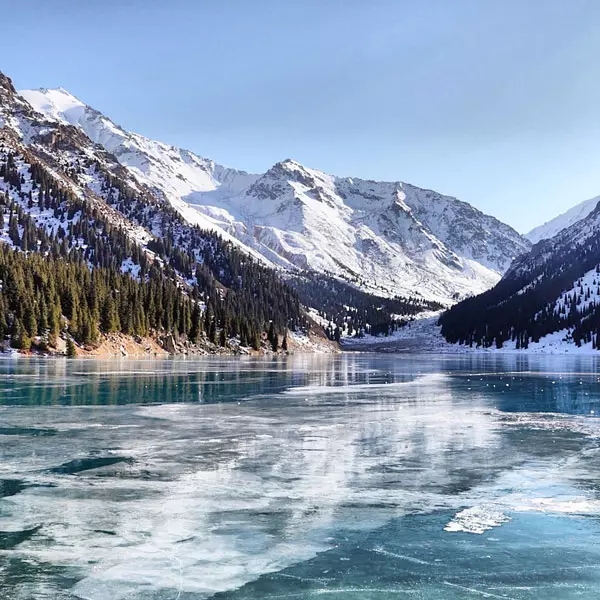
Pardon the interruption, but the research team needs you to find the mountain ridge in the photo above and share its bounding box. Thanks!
[525,195,600,244]
[440,195,600,351]
[21,85,531,306]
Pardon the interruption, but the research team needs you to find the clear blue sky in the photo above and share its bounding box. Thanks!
[2,0,600,232]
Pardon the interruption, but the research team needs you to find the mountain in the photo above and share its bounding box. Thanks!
[526,196,600,244]
[191,158,531,304]
[19,87,263,255]
[0,71,310,355]
[21,87,530,307]
[440,200,600,351]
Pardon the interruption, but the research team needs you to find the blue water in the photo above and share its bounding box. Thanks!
[1,354,600,599]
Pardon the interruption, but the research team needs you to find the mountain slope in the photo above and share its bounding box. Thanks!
[195,158,530,303]
[440,200,600,351]
[21,87,531,306]
[526,196,600,244]
[0,72,309,354]
[20,87,262,253]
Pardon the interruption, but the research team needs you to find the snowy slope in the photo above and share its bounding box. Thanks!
[190,159,529,303]
[0,70,328,356]
[1,74,265,285]
[20,88,260,234]
[552,267,600,316]
[0,77,165,264]
[510,201,600,281]
[21,87,531,305]
[526,196,600,244]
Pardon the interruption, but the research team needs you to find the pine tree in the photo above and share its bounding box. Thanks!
[207,315,217,344]
[252,331,261,351]
[189,305,201,343]
[10,318,30,350]
[66,337,77,357]
[100,296,119,333]
[268,322,279,352]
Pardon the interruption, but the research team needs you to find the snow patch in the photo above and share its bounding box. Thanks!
[444,505,511,534]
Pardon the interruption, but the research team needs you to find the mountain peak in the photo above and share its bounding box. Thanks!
[37,86,74,95]
[0,72,16,94]
[258,159,330,193]
[271,158,307,173]
[267,158,331,182]
[280,158,302,167]
[20,87,87,126]
[526,195,600,244]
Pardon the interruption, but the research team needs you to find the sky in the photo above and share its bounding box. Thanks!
[2,0,600,233]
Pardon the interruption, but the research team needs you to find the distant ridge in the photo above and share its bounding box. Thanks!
[526,196,600,244]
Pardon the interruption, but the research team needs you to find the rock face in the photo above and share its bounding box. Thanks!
[21,87,530,305]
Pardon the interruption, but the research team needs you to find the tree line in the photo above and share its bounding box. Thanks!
[0,144,305,351]
[291,272,442,340]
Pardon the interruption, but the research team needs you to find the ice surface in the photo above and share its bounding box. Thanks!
[1,355,600,598]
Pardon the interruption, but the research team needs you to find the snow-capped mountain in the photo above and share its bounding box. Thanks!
[21,87,530,305]
[192,158,530,303]
[20,87,260,243]
[526,195,600,244]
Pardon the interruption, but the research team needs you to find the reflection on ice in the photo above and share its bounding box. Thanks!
[67,374,507,598]
[0,354,600,598]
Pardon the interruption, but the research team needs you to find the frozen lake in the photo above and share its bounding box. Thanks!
[1,354,600,599]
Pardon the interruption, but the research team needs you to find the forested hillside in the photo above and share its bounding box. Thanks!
[439,203,600,350]
[0,72,308,354]
[291,272,443,340]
